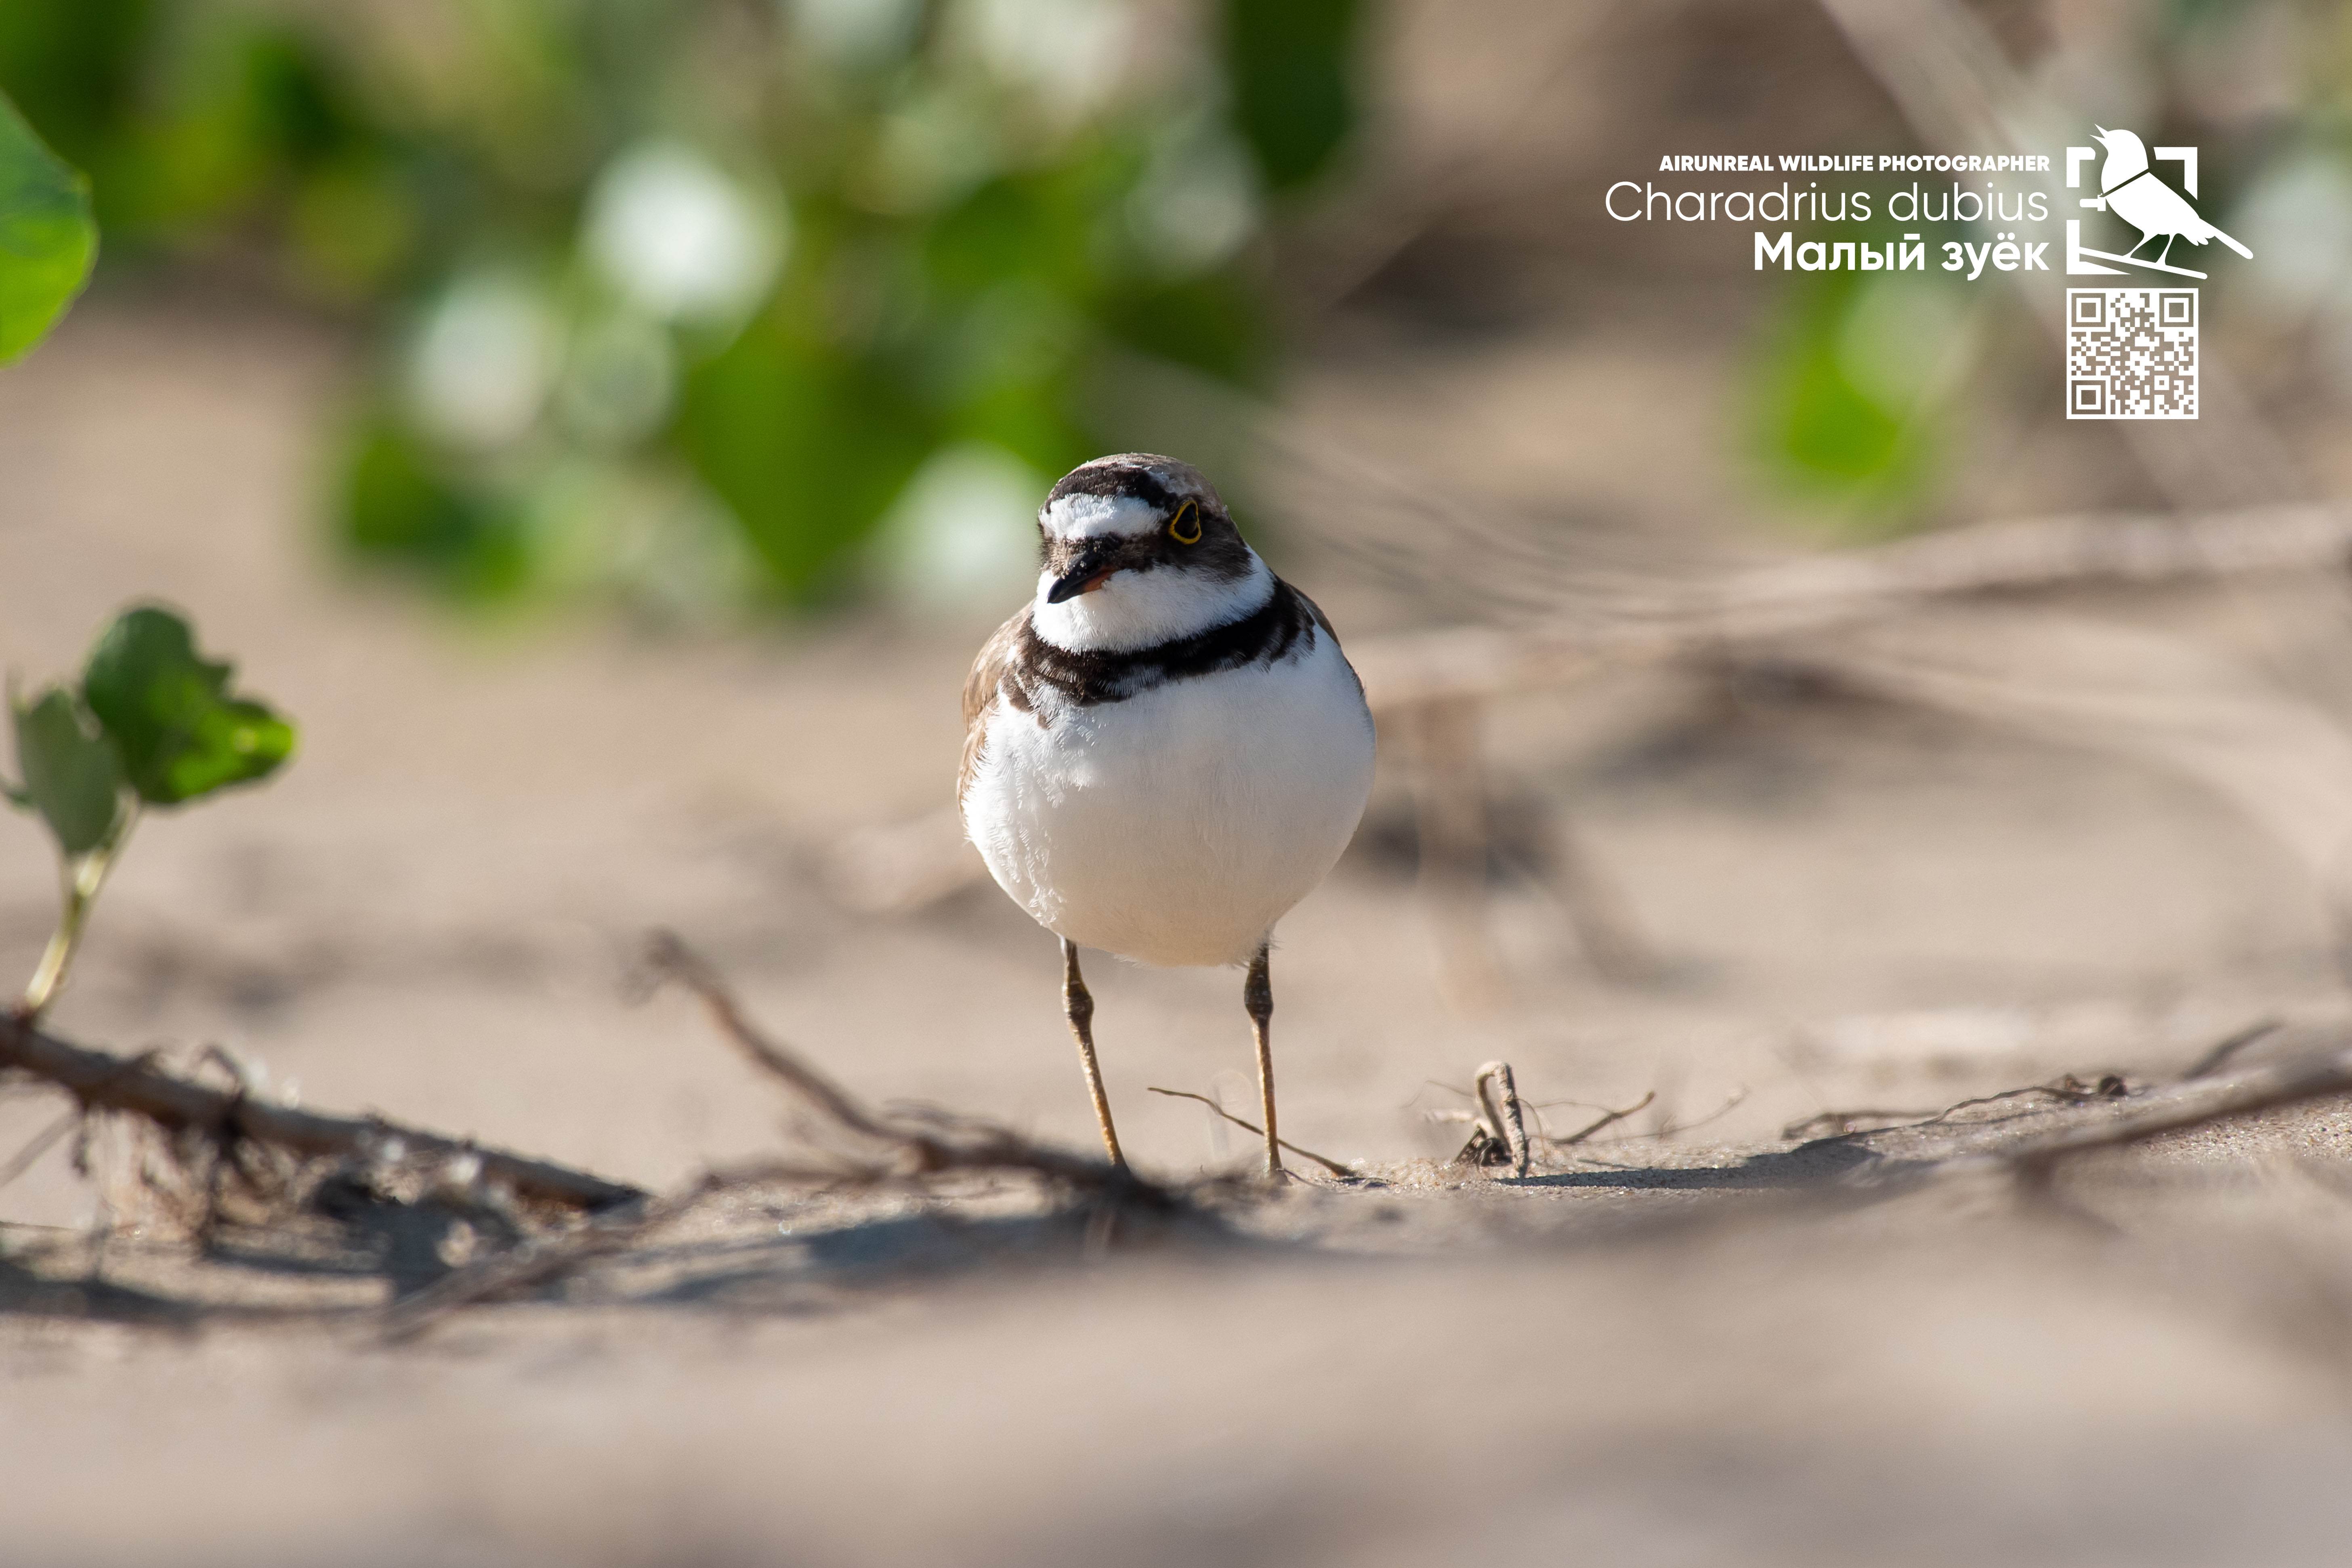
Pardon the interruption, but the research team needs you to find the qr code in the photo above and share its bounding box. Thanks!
[2066,288,2197,419]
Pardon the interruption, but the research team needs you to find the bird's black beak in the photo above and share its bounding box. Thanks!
[1045,539,1123,604]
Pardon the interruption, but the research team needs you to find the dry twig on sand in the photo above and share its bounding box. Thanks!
[2182,1020,2285,1080]
[0,933,1200,1339]
[1579,1088,1753,1146]
[0,1007,641,1215]
[1543,1091,1658,1147]
[1783,1074,2129,1143]
[1433,1070,1682,1170]
[1779,1107,1947,1141]
[642,931,1179,1206]
[1471,1062,1532,1177]
[1787,1024,2352,1190]
[1984,1046,2352,1182]
[385,934,1197,1339]
[1146,1086,1357,1180]
[379,1185,698,1342]
[1438,1062,1536,1176]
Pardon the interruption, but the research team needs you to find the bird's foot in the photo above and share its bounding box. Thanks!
[1260,1162,1294,1188]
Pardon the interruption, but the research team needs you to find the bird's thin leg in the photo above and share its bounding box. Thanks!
[2123,231,2160,258]
[2156,232,2177,269]
[1062,939,1125,1169]
[1244,940,1285,1181]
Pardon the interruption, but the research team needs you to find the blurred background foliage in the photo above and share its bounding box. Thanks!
[8,0,2352,598]
[0,0,1364,615]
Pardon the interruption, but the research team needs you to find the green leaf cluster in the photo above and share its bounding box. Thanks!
[5,606,296,860]
[0,4,414,301]
[2,0,1369,615]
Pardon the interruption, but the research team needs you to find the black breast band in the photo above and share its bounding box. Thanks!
[1006,582,1315,713]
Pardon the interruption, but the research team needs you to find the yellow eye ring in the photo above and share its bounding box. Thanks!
[1168,500,1201,545]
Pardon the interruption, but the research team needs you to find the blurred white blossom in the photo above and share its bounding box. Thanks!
[405,273,559,449]
[529,459,761,617]
[1128,127,1258,275]
[953,0,1131,115]
[864,92,1003,213]
[870,442,1046,610]
[787,0,923,64]
[583,143,785,324]
[558,312,677,446]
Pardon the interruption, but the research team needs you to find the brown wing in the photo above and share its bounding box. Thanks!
[958,607,1030,805]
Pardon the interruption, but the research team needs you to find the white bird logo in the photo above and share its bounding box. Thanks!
[2082,127,2252,271]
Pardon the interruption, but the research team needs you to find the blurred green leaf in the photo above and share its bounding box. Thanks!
[338,419,533,601]
[679,317,935,602]
[1105,272,1269,386]
[1220,0,1363,193]
[1769,340,1909,484]
[951,380,1092,483]
[81,606,296,806]
[288,153,417,299]
[2160,0,2245,35]
[0,88,97,363]
[7,685,124,857]
[117,21,378,243]
[1751,269,1956,522]
[0,0,151,180]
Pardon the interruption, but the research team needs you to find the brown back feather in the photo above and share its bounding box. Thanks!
[958,607,1030,805]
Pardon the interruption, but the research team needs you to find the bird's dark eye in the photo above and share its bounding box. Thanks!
[1168,500,1201,545]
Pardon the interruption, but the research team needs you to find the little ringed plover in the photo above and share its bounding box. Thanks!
[958,453,1376,1179]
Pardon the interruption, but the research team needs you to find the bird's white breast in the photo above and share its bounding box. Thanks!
[962,626,1376,968]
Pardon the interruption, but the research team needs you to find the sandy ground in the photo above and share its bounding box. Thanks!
[8,252,2352,1561]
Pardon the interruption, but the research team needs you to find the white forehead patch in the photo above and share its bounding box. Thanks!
[1040,492,1163,542]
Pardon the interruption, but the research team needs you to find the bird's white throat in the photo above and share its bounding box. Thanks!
[1031,552,1274,654]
